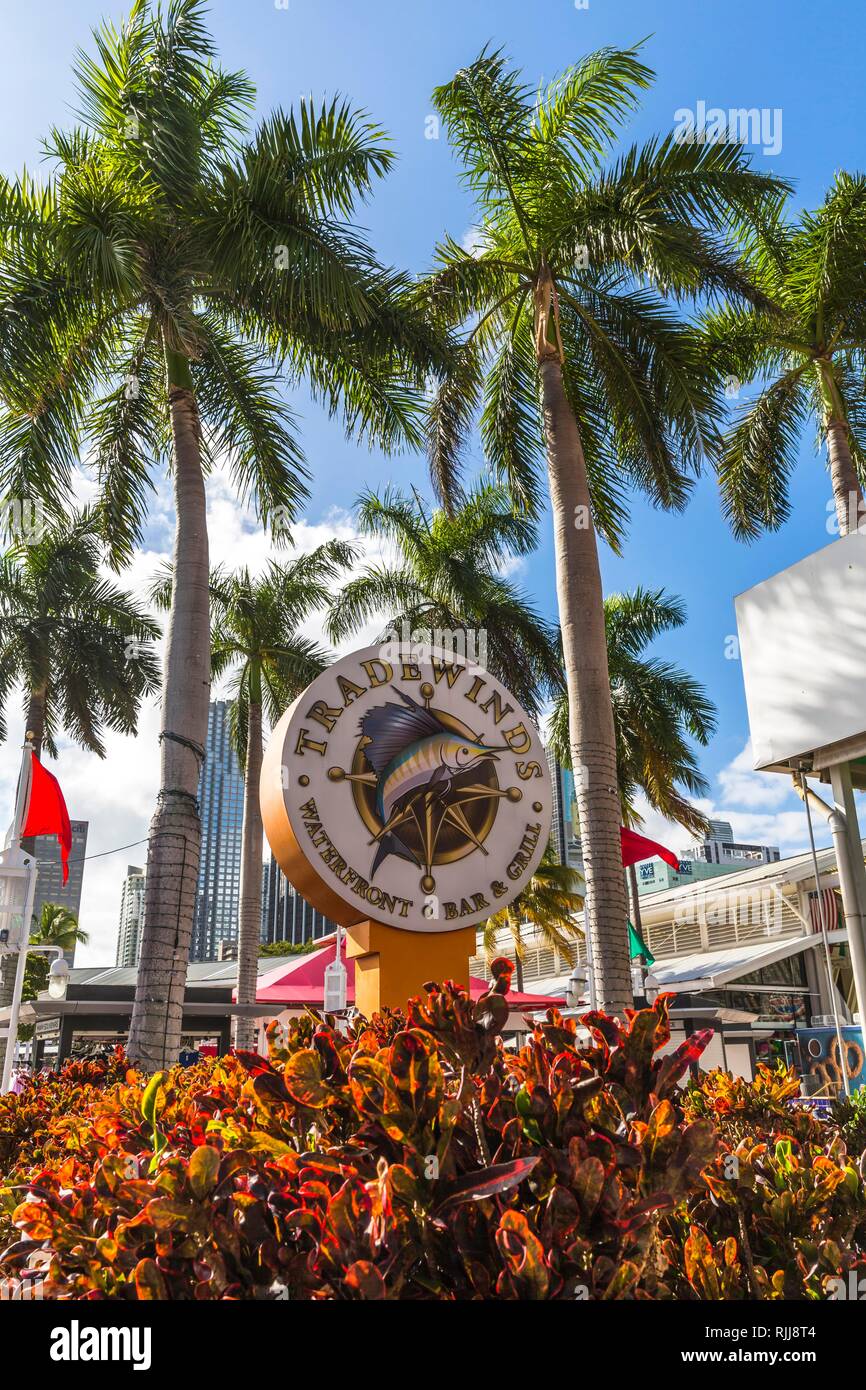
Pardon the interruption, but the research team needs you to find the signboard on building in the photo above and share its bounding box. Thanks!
[261,644,553,933]
[797,1026,866,1096]
[735,532,866,776]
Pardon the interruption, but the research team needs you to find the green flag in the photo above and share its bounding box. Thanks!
[628,921,655,967]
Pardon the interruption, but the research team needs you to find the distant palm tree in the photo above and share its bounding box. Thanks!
[152,542,353,1050]
[420,45,783,1011]
[327,484,561,719]
[7,904,89,1019]
[549,587,715,935]
[0,511,159,760]
[481,845,584,992]
[0,512,158,1012]
[0,0,447,1065]
[31,902,89,955]
[705,174,866,538]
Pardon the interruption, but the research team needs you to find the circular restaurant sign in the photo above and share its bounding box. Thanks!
[260,643,553,933]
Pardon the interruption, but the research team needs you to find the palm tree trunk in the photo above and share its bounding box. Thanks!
[506,909,525,993]
[233,693,263,1052]
[826,418,864,536]
[819,361,864,535]
[537,347,632,1016]
[128,350,210,1069]
[25,688,46,761]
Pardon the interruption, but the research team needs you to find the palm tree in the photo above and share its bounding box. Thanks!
[0,0,446,1066]
[30,902,89,956]
[327,483,562,719]
[152,542,353,1051]
[0,511,159,759]
[549,587,715,938]
[481,844,584,992]
[704,173,866,538]
[0,512,158,1012]
[4,903,89,1017]
[420,46,782,1011]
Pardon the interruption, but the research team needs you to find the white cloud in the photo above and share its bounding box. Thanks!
[626,738,819,863]
[461,225,486,256]
[717,739,790,810]
[496,552,527,580]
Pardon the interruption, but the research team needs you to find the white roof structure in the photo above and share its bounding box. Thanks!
[62,957,279,990]
[645,932,837,995]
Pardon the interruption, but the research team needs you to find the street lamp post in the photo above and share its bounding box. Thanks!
[2,945,69,1089]
[1,737,39,1092]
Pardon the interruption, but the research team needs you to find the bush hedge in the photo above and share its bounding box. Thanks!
[1,982,864,1299]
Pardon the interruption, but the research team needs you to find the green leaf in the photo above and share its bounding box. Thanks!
[188,1144,221,1199]
[140,1070,166,1128]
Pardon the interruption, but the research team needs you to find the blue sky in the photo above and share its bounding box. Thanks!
[1,0,863,958]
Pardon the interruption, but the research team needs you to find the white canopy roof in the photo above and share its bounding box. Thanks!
[644,930,839,994]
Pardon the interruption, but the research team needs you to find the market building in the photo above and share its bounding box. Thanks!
[478,839,863,1094]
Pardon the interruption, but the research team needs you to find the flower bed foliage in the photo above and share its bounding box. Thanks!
[1,983,864,1300]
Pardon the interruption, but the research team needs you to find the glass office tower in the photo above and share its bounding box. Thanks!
[191,701,245,961]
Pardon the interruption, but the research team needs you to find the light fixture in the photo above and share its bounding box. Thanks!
[47,956,70,1001]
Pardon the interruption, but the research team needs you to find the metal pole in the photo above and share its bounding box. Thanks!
[1,856,38,1092]
[800,772,851,1096]
[1,740,36,1092]
[10,736,33,849]
[828,761,866,1036]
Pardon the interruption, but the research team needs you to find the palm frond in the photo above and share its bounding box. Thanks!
[717,368,809,539]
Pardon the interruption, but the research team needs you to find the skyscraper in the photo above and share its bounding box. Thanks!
[545,749,583,870]
[115,865,146,968]
[191,701,245,961]
[261,854,338,947]
[32,820,88,953]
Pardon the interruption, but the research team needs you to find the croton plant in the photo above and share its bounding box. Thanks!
[0,971,864,1299]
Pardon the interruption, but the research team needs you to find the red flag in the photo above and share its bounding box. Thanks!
[620,825,679,871]
[21,753,72,884]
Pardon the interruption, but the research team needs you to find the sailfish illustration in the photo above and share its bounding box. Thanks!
[359,688,502,878]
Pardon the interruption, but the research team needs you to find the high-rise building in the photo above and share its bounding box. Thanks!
[32,820,88,955]
[683,819,781,868]
[261,854,338,947]
[115,865,146,968]
[545,749,583,870]
[191,701,245,961]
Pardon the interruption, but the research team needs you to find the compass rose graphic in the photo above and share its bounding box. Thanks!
[327,681,523,895]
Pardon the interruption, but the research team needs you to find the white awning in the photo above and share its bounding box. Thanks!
[645,931,840,994]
